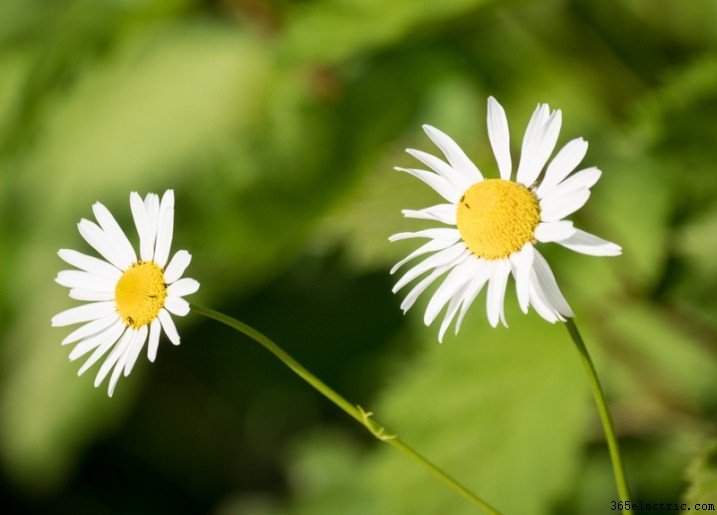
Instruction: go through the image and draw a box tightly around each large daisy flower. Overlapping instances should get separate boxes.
[51,190,199,396]
[391,97,621,341]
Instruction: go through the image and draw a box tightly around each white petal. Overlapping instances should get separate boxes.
[395,167,462,204]
[455,259,491,333]
[166,278,200,298]
[69,289,115,301]
[56,270,116,293]
[392,244,468,293]
[164,295,190,316]
[58,249,121,282]
[71,319,124,362]
[62,313,118,346]
[515,104,549,183]
[557,228,622,256]
[158,308,180,345]
[539,189,590,222]
[534,221,577,243]
[532,249,573,318]
[103,331,136,396]
[422,125,483,182]
[164,250,192,284]
[405,149,473,192]
[517,107,562,187]
[76,322,126,374]
[423,260,474,326]
[399,265,451,313]
[124,325,148,377]
[562,166,602,190]
[540,167,601,203]
[147,319,161,362]
[145,193,160,228]
[108,345,133,397]
[437,290,466,343]
[390,237,458,275]
[528,272,560,324]
[437,258,484,341]
[486,260,511,328]
[509,244,534,313]
[389,228,461,242]
[527,110,562,187]
[537,138,588,197]
[487,97,512,180]
[153,190,175,268]
[144,193,161,257]
[131,192,154,262]
[406,148,450,175]
[78,219,130,270]
[92,202,137,266]
[52,301,117,327]
[94,329,133,388]
[402,204,457,225]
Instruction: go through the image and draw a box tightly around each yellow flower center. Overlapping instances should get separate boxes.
[456,179,540,260]
[115,261,167,328]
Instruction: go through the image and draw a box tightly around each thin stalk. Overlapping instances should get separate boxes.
[565,318,631,509]
[192,303,500,515]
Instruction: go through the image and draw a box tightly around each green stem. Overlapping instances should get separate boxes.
[565,318,631,509]
[191,303,501,515]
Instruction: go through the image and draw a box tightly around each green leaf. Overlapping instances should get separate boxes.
[284,301,589,514]
[685,440,717,507]
[601,302,717,409]
[280,0,496,64]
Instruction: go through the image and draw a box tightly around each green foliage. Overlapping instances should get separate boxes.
[2,0,717,513]
[284,308,588,515]
[686,440,717,507]
[281,0,496,63]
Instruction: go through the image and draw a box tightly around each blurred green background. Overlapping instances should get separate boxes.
[2,0,717,513]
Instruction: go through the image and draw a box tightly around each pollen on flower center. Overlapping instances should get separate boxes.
[456,179,540,260]
[115,261,167,328]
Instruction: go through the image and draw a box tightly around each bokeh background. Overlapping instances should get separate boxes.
[2,0,717,513]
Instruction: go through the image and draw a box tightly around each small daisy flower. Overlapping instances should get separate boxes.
[391,97,621,341]
[51,190,199,396]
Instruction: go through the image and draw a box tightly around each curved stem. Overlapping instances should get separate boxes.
[191,303,501,515]
[565,318,631,509]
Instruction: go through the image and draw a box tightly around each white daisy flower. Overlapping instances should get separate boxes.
[391,97,621,342]
[51,190,200,396]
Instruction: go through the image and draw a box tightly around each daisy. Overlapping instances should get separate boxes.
[390,97,621,341]
[51,190,199,396]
